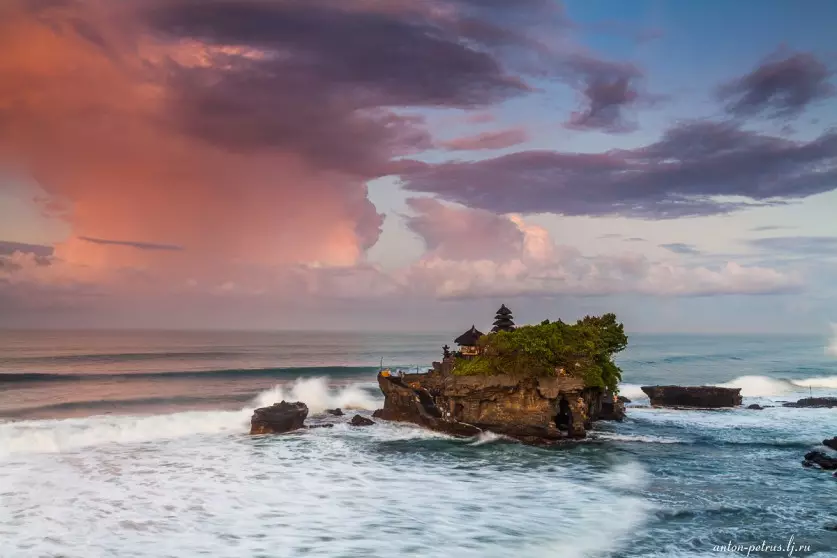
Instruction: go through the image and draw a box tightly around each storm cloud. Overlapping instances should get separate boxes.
[400,121,837,218]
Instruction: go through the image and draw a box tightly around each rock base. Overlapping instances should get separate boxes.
[640,385,742,408]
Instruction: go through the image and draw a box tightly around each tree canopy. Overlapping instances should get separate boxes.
[452,313,627,392]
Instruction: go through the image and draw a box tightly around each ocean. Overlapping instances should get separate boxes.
[1,329,836,557]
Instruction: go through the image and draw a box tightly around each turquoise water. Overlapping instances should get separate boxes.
[1,330,836,557]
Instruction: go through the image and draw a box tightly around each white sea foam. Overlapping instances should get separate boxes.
[826,323,837,356]
[251,376,380,413]
[717,374,837,397]
[526,462,652,558]
[469,430,514,446]
[0,377,380,458]
[594,433,683,444]
[618,383,649,401]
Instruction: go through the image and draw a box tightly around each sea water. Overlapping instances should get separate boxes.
[1,330,836,557]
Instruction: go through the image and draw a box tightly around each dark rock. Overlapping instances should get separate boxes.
[640,386,742,408]
[308,423,334,429]
[823,437,837,451]
[250,401,308,435]
[802,451,837,470]
[747,404,764,410]
[783,397,837,408]
[617,396,631,404]
[824,523,837,532]
[326,408,344,416]
[375,369,608,445]
[350,414,375,426]
[598,393,626,421]
[372,409,384,418]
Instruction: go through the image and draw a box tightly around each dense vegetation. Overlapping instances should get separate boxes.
[452,313,627,392]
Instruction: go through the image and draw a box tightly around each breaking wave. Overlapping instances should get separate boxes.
[717,375,837,396]
[0,377,380,457]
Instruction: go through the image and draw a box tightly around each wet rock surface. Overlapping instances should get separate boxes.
[802,451,837,470]
[350,414,374,426]
[783,397,837,408]
[640,386,742,408]
[250,401,308,435]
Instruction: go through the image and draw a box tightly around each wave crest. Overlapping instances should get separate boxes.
[0,377,380,458]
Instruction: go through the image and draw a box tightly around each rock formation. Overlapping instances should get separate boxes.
[640,385,742,408]
[250,401,308,434]
[350,414,374,426]
[782,397,837,408]
[802,451,837,470]
[823,437,837,451]
[747,404,764,410]
[326,408,344,416]
[375,368,619,445]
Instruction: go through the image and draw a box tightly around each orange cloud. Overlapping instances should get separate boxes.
[0,0,383,293]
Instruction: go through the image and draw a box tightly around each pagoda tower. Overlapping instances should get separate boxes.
[491,304,515,333]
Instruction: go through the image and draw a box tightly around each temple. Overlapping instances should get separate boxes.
[491,304,515,333]
[454,325,483,358]
[374,303,626,444]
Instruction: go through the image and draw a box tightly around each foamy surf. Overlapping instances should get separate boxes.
[252,376,380,413]
[0,377,380,458]
[594,433,683,444]
[717,375,837,397]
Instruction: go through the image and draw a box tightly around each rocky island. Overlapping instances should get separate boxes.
[640,385,743,408]
[373,307,628,445]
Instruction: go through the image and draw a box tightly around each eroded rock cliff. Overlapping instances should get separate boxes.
[375,369,621,444]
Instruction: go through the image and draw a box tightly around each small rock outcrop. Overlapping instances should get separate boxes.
[802,451,837,470]
[598,393,626,421]
[641,385,742,408]
[250,401,308,435]
[782,397,837,408]
[747,404,764,410]
[823,437,837,451]
[350,414,374,426]
[326,408,344,416]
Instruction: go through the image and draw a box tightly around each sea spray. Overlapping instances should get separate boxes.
[0,377,380,457]
[827,323,837,357]
[250,377,380,413]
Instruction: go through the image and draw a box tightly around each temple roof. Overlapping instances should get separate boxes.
[495,304,513,316]
[454,325,484,346]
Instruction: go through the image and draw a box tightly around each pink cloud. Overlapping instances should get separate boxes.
[439,127,529,151]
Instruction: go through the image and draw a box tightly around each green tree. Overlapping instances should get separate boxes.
[451,313,628,392]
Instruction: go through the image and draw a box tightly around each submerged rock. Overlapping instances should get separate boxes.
[350,414,374,426]
[823,437,837,451]
[802,451,837,470]
[783,397,837,408]
[640,386,742,408]
[326,408,344,416]
[250,401,308,435]
[747,404,764,410]
[375,367,614,445]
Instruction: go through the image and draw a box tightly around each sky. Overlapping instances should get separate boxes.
[0,0,836,333]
